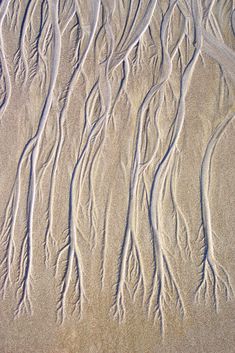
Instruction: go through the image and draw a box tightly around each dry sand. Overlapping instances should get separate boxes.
[0,0,235,352]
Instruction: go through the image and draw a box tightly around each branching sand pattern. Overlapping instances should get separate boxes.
[0,0,234,335]
[195,113,235,309]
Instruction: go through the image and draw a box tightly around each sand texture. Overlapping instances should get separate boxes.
[0,0,235,352]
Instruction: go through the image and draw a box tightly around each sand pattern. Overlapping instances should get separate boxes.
[0,1,235,352]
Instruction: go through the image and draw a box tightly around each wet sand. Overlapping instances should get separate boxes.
[0,1,235,352]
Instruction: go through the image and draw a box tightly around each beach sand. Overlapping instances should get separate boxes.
[0,1,235,352]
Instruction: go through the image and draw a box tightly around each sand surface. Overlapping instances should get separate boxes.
[0,1,235,352]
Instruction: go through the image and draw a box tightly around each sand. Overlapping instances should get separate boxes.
[0,1,235,352]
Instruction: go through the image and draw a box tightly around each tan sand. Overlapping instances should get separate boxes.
[0,0,235,352]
